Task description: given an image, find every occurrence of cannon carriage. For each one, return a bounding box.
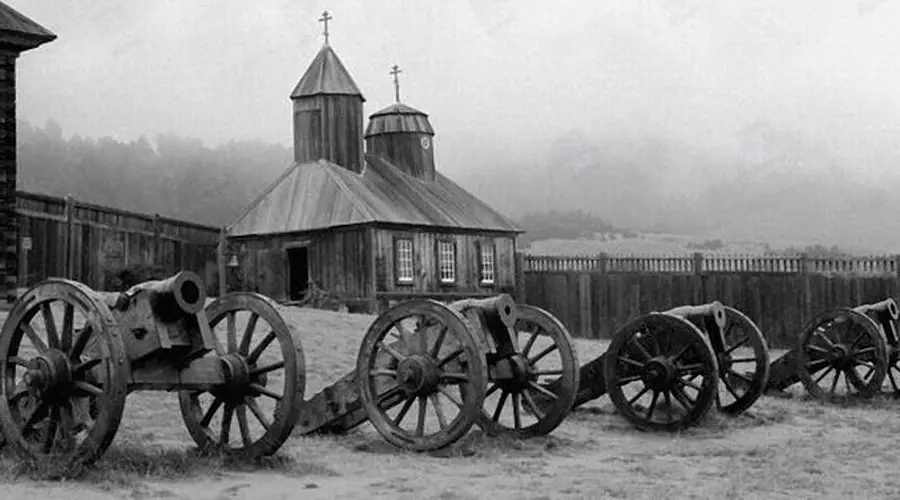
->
[0,273,582,467]
[541,301,771,431]
[765,298,898,403]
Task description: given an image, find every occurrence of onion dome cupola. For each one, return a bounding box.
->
[290,11,366,173]
[364,65,436,182]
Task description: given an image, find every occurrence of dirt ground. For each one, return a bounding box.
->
[2,305,900,500]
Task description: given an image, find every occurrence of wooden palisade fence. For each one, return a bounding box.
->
[15,191,220,294]
[517,252,900,349]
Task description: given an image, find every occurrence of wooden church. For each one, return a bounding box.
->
[224,14,521,312]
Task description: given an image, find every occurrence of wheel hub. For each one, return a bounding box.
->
[22,349,72,400]
[396,355,439,395]
[641,357,676,391]
[220,353,251,394]
[828,344,852,368]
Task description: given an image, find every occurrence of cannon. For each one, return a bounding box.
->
[0,275,580,467]
[0,273,306,467]
[765,298,895,403]
[295,295,580,449]
[540,301,770,431]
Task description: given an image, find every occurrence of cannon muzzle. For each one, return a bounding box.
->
[121,271,206,322]
[660,301,727,331]
[853,298,899,321]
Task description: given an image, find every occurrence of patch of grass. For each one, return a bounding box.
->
[0,441,333,486]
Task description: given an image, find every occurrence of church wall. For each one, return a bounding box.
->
[226,225,372,308]
[365,132,436,181]
[371,225,517,301]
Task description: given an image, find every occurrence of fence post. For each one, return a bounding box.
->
[217,226,227,297]
[64,194,74,279]
[514,252,526,304]
[152,213,161,266]
[597,252,608,274]
[692,252,704,303]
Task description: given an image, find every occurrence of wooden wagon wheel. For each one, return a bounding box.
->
[179,292,306,458]
[715,306,770,415]
[0,279,129,467]
[604,313,719,432]
[796,308,888,404]
[356,299,487,452]
[478,304,579,438]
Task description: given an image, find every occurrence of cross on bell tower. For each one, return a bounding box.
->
[319,10,332,45]
[390,64,402,103]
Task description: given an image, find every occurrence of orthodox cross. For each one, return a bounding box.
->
[390,64,402,103]
[319,10,332,44]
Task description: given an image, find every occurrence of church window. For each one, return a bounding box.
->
[395,238,414,284]
[437,240,457,284]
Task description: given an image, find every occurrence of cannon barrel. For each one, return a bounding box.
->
[449,294,517,328]
[660,301,727,331]
[853,298,899,321]
[119,271,206,322]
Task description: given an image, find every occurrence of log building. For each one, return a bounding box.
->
[224,21,521,311]
[0,2,55,299]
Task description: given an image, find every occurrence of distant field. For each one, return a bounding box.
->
[2,305,900,499]
[524,233,895,257]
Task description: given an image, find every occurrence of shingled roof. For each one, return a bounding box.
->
[0,1,55,50]
[290,44,365,101]
[227,153,521,237]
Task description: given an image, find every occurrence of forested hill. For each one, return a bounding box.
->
[17,119,292,226]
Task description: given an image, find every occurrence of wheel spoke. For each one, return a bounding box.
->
[249,383,282,401]
[239,313,259,355]
[437,386,463,409]
[533,369,564,377]
[828,371,840,396]
[492,390,508,422]
[521,390,545,420]
[814,366,835,384]
[73,358,102,376]
[728,370,754,385]
[511,393,522,429]
[416,396,427,436]
[854,347,876,359]
[813,329,835,348]
[220,403,235,445]
[527,381,558,400]
[645,390,659,420]
[725,336,749,355]
[41,303,60,350]
[722,377,742,401]
[42,405,60,453]
[430,327,448,358]
[438,347,465,367]
[430,393,448,429]
[237,405,252,448]
[21,322,48,353]
[392,395,416,426]
[226,311,238,353]
[627,384,651,406]
[679,377,704,392]
[369,368,397,378]
[528,344,558,365]
[618,356,644,369]
[69,325,93,358]
[200,397,224,427]
[670,386,695,409]
[245,397,271,430]
[629,335,654,360]
[485,383,501,398]
[21,400,49,434]
[806,358,829,370]
[251,361,285,377]
[375,385,404,408]
[74,381,103,396]
[729,356,760,364]
[439,372,469,384]
[247,331,276,363]
[61,303,74,353]
[616,374,643,386]
[378,341,406,362]
[521,327,541,356]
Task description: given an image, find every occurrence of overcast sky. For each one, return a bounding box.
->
[11,0,900,180]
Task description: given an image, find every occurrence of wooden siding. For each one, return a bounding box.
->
[292,94,364,174]
[0,52,15,295]
[226,226,372,305]
[16,191,220,293]
[372,227,517,297]
[366,132,436,181]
